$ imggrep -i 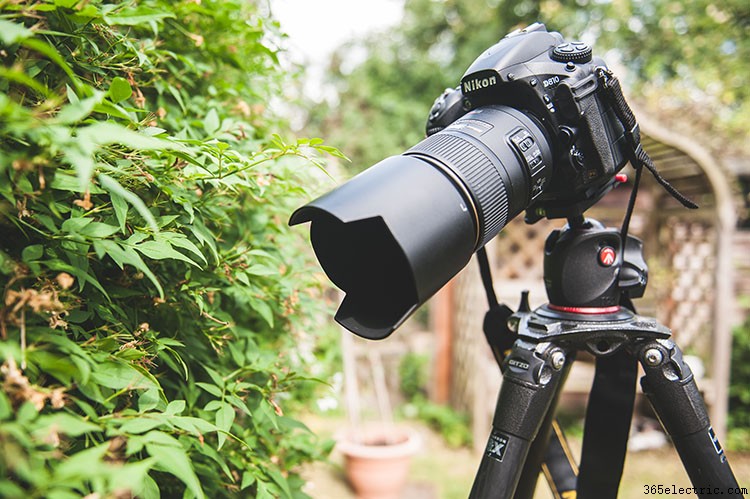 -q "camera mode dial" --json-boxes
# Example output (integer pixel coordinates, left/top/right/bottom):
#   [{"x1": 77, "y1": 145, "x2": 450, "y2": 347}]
[{"x1": 551, "y1": 42, "x2": 592, "y2": 63}]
